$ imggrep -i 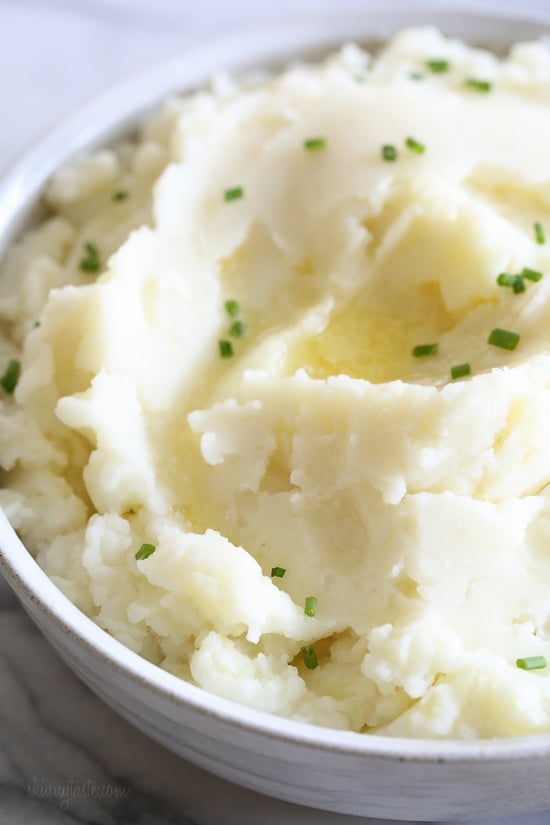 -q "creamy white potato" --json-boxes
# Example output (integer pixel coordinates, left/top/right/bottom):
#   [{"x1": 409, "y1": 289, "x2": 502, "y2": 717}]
[{"x1": 4, "y1": 28, "x2": 550, "y2": 737}]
